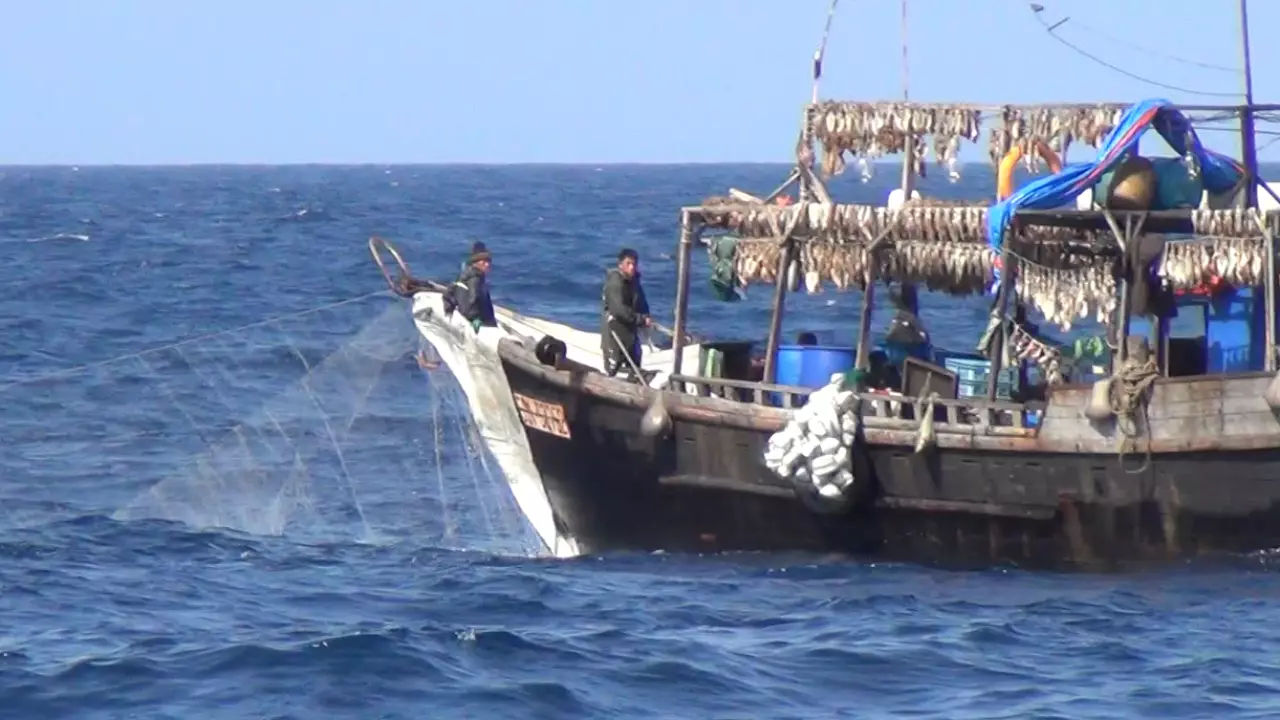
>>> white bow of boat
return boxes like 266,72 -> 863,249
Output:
407,288 -> 702,559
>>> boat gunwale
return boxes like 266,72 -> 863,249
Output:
498,337 -> 1280,456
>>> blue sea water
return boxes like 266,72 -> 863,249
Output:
2,164 -> 1280,719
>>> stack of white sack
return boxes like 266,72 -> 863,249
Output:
762,374 -> 859,499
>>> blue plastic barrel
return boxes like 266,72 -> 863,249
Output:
774,345 -> 856,389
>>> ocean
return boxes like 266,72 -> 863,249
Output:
1,164 -> 1279,719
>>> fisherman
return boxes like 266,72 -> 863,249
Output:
443,241 -> 497,332
601,247 -> 651,381
882,284 -> 932,364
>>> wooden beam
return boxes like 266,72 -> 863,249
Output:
986,244 -> 1013,400
670,213 -> 695,380
761,210 -> 807,383
854,227 -> 897,371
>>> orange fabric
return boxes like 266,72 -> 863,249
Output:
996,141 -> 1064,200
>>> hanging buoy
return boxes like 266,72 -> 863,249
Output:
639,391 -> 672,438
534,335 -> 568,368
914,395 -> 938,454
1264,370 -> 1280,411
1084,378 -> 1115,423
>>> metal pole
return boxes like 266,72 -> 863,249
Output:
898,0 -> 914,198
895,0 -> 922,357
1239,0 -> 1259,208
811,0 -> 838,105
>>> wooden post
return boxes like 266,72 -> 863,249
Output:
854,268 -> 878,373
1267,214 -> 1277,371
854,227 -> 896,371
670,211 -> 695,380
761,208 -> 806,383
798,109 -> 817,204
1101,210 -> 1134,369
1157,315 -> 1170,375
1256,211 -> 1277,372
986,244 -> 1014,400
999,106 -> 1015,167
762,239 -> 795,384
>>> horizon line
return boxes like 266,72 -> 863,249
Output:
0,160 -> 883,168
4,158 -> 1279,169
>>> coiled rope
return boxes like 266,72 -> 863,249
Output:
1110,353 -> 1159,474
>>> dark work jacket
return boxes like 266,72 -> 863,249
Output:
444,265 -> 496,328
600,268 -> 648,354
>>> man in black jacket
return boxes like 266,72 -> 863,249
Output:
601,247 -> 651,380
443,241 -> 497,332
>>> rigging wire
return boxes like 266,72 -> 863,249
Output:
900,0 -> 909,102
1043,16 -> 1240,74
1028,3 -> 1240,98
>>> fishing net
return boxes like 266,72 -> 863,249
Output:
0,292 -> 541,556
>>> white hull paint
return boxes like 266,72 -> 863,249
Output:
409,291 -> 700,558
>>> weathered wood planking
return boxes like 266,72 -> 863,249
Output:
1040,375 -> 1280,447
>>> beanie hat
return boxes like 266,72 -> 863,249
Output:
468,241 -> 491,264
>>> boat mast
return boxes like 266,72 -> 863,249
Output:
898,0 -> 914,197
1239,0 -> 1276,373
897,0 -> 921,326
1238,0 -> 1259,207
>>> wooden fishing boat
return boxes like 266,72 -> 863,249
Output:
373,4 -> 1280,569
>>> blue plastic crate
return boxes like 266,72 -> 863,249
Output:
939,354 -> 1018,399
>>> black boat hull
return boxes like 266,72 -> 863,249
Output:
499,348 -> 1280,570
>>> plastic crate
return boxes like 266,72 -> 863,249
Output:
938,354 -> 1019,399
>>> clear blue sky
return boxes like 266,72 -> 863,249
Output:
1,0 -> 1278,164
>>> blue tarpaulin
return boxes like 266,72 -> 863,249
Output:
985,99 -> 1245,252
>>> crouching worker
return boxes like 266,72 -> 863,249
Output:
601,247 -> 651,381
443,241 -> 497,332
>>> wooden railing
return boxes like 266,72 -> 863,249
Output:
670,374 -> 811,408
668,374 -> 1040,430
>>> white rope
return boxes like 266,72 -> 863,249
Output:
424,349 -> 457,546
273,320 -> 377,539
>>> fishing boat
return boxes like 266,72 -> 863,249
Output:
372,5 -> 1280,569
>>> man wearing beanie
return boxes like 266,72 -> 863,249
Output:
600,247 -> 651,381
443,241 -> 497,332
